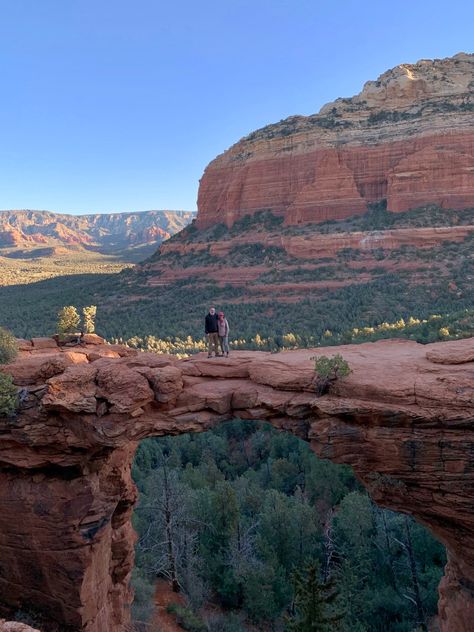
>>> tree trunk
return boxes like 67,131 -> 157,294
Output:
163,461 -> 180,592
404,515 -> 427,631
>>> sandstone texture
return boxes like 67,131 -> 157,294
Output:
0,337 -> 474,630
197,53 -> 474,228
0,622 -> 41,632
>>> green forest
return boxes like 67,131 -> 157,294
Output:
132,421 -> 445,632
0,261 -> 473,346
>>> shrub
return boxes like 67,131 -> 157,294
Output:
82,305 -> 97,334
166,603 -> 207,632
57,306 -> 80,334
14,610 -> 42,628
0,326 -> 18,365
130,568 -> 155,630
312,353 -> 351,396
206,613 -> 246,632
0,373 -> 18,417
314,353 -> 351,380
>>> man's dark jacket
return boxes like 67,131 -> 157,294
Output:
205,313 -> 219,334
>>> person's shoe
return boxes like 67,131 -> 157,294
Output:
226,352 -> 229,357
207,355 -> 212,358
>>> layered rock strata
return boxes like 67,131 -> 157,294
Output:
197,53 -> 474,228
0,210 -> 193,252
0,336 -> 474,631
149,222 -> 474,288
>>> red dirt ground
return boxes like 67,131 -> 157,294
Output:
152,579 -> 186,632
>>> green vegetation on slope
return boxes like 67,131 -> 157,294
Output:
0,326 -> 18,417
163,205 -> 474,246
0,266 -> 472,345
0,205 -> 471,347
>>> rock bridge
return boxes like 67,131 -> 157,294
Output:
1,336 -> 473,631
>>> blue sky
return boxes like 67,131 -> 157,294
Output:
0,0 -> 472,214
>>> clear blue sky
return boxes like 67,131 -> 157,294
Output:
0,0 -> 472,214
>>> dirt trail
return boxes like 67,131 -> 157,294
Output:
152,579 -> 186,632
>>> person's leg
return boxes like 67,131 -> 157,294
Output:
208,335 -> 213,357
213,333 -> 220,356
219,336 -> 224,355
224,336 -> 229,356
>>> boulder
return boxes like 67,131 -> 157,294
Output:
426,338 -> 474,365
30,337 -> 58,350
81,334 -> 106,345
96,363 -> 155,413
1,351 -> 88,386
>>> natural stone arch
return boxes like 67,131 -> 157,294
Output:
0,336 -> 473,631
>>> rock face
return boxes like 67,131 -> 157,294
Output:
0,337 -> 474,631
197,53 -> 474,228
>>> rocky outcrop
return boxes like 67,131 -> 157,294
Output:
197,53 -> 474,228
0,336 -> 474,631
0,622 -> 41,632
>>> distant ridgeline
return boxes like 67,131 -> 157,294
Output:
0,209 -> 193,260
0,209 -> 194,286
0,53 -> 473,345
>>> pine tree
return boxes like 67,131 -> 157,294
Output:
57,306 -> 80,334
82,305 -> 97,334
0,373 -> 17,416
286,563 -> 343,631
0,326 -> 17,364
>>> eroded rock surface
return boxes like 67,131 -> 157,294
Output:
0,622 -> 41,632
0,336 -> 473,631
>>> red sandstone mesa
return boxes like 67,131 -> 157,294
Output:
0,336 -> 474,631
197,53 -> 474,228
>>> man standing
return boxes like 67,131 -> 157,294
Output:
205,307 -> 220,358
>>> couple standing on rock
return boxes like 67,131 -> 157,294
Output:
205,307 -> 230,358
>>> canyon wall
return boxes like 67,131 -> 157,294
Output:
0,210 -> 193,251
0,336 -> 474,630
197,53 -> 474,228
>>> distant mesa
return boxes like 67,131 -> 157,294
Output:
0,209 -> 194,256
197,52 -> 474,228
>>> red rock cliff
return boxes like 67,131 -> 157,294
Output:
197,53 -> 474,228
1,336 -> 474,631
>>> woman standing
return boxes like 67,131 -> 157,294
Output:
217,311 -> 230,357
